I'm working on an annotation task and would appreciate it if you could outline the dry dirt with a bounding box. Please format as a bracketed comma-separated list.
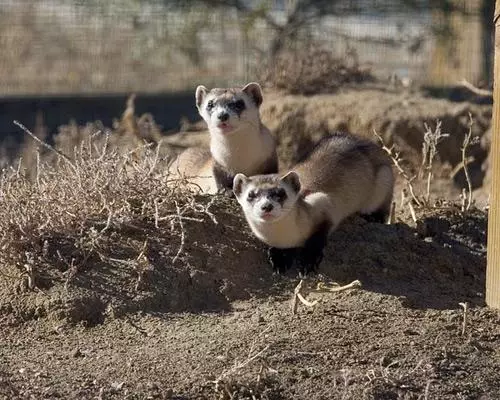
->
[1, 87, 498, 400]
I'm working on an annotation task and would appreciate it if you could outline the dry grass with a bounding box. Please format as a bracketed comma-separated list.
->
[0, 121, 205, 294]
[374, 117, 479, 222]
[258, 45, 374, 95]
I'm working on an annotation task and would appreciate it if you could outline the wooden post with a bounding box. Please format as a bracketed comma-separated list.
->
[429, 0, 483, 86]
[486, 0, 500, 308]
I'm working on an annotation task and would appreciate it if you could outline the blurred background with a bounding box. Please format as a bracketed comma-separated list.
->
[0, 0, 494, 94]
[0, 0, 495, 190]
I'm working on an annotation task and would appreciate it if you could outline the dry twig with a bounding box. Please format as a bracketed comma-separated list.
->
[460, 114, 479, 211]
[420, 121, 449, 204]
[373, 129, 421, 207]
[292, 279, 362, 315]
[14, 120, 75, 166]
[458, 79, 493, 97]
[458, 302, 468, 336]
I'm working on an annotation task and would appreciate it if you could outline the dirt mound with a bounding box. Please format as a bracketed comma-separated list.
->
[0, 193, 284, 326]
[262, 89, 491, 172]
[0, 130, 282, 326]
[0, 204, 494, 399]
[323, 208, 486, 310]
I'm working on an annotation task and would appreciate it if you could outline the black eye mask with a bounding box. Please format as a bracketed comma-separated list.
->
[210, 98, 246, 117]
[228, 100, 246, 115]
[268, 188, 287, 205]
[206, 100, 215, 113]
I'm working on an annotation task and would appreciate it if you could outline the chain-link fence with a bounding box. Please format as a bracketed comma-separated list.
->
[0, 0, 493, 95]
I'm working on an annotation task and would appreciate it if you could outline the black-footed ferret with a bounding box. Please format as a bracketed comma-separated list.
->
[170, 82, 278, 194]
[233, 132, 394, 275]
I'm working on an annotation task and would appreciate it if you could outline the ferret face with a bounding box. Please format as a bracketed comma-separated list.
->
[233, 172, 301, 223]
[195, 82, 263, 136]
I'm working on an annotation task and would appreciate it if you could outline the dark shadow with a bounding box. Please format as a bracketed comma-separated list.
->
[320, 211, 487, 310]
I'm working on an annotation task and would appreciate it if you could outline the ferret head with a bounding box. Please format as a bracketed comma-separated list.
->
[195, 82, 263, 136]
[233, 172, 301, 223]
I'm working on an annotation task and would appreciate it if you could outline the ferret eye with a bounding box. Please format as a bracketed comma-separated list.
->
[230, 100, 245, 113]
[206, 100, 214, 111]
[271, 188, 286, 201]
[247, 191, 256, 201]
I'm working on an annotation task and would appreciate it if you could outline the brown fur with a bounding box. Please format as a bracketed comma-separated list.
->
[170, 147, 217, 193]
[293, 133, 394, 217]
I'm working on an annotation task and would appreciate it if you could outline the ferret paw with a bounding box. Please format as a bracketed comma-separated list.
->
[268, 247, 296, 274]
[361, 210, 388, 224]
[297, 248, 324, 277]
[297, 222, 329, 276]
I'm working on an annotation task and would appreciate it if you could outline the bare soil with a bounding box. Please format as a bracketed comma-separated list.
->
[1, 87, 498, 400]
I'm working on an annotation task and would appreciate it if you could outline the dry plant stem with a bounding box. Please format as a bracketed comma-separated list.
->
[426, 171, 432, 204]
[460, 188, 467, 213]
[203, 195, 218, 225]
[292, 279, 362, 315]
[296, 292, 318, 308]
[408, 201, 417, 223]
[461, 114, 476, 211]
[458, 78, 493, 97]
[291, 279, 304, 314]
[421, 121, 449, 205]
[401, 188, 417, 223]
[315, 280, 362, 292]
[373, 130, 421, 207]
[291, 279, 318, 315]
[13, 120, 75, 168]
[449, 156, 475, 180]
[216, 345, 270, 382]
[423, 379, 434, 400]
[212, 326, 272, 390]
[459, 302, 468, 336]
[171, 201, 186, 265]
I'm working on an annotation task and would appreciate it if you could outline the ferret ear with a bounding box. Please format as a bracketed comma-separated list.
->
[195, 85, 208, 109]
[242, 82, 263, 107]
[233, 173, 249, 197]
[280, 171, 301, 194]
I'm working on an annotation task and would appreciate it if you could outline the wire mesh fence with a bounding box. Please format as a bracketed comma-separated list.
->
[0, 0, 492, 96]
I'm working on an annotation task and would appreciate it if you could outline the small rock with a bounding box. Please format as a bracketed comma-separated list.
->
[111, 381, 125, 391]
[72, 348, 83, 358]
[254, 314, 265, 324]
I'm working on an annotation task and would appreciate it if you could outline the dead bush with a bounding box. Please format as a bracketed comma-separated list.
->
[259, 45, 374, 95]
[0, 126, 203, 296]
[1, 117, 269, 323]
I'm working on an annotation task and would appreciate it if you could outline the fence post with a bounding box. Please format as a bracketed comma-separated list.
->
[486, 0, 500, 308]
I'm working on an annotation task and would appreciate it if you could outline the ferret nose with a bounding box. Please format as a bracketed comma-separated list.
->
[218, 111, 229, 122]
[261, 203, 274, 212]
